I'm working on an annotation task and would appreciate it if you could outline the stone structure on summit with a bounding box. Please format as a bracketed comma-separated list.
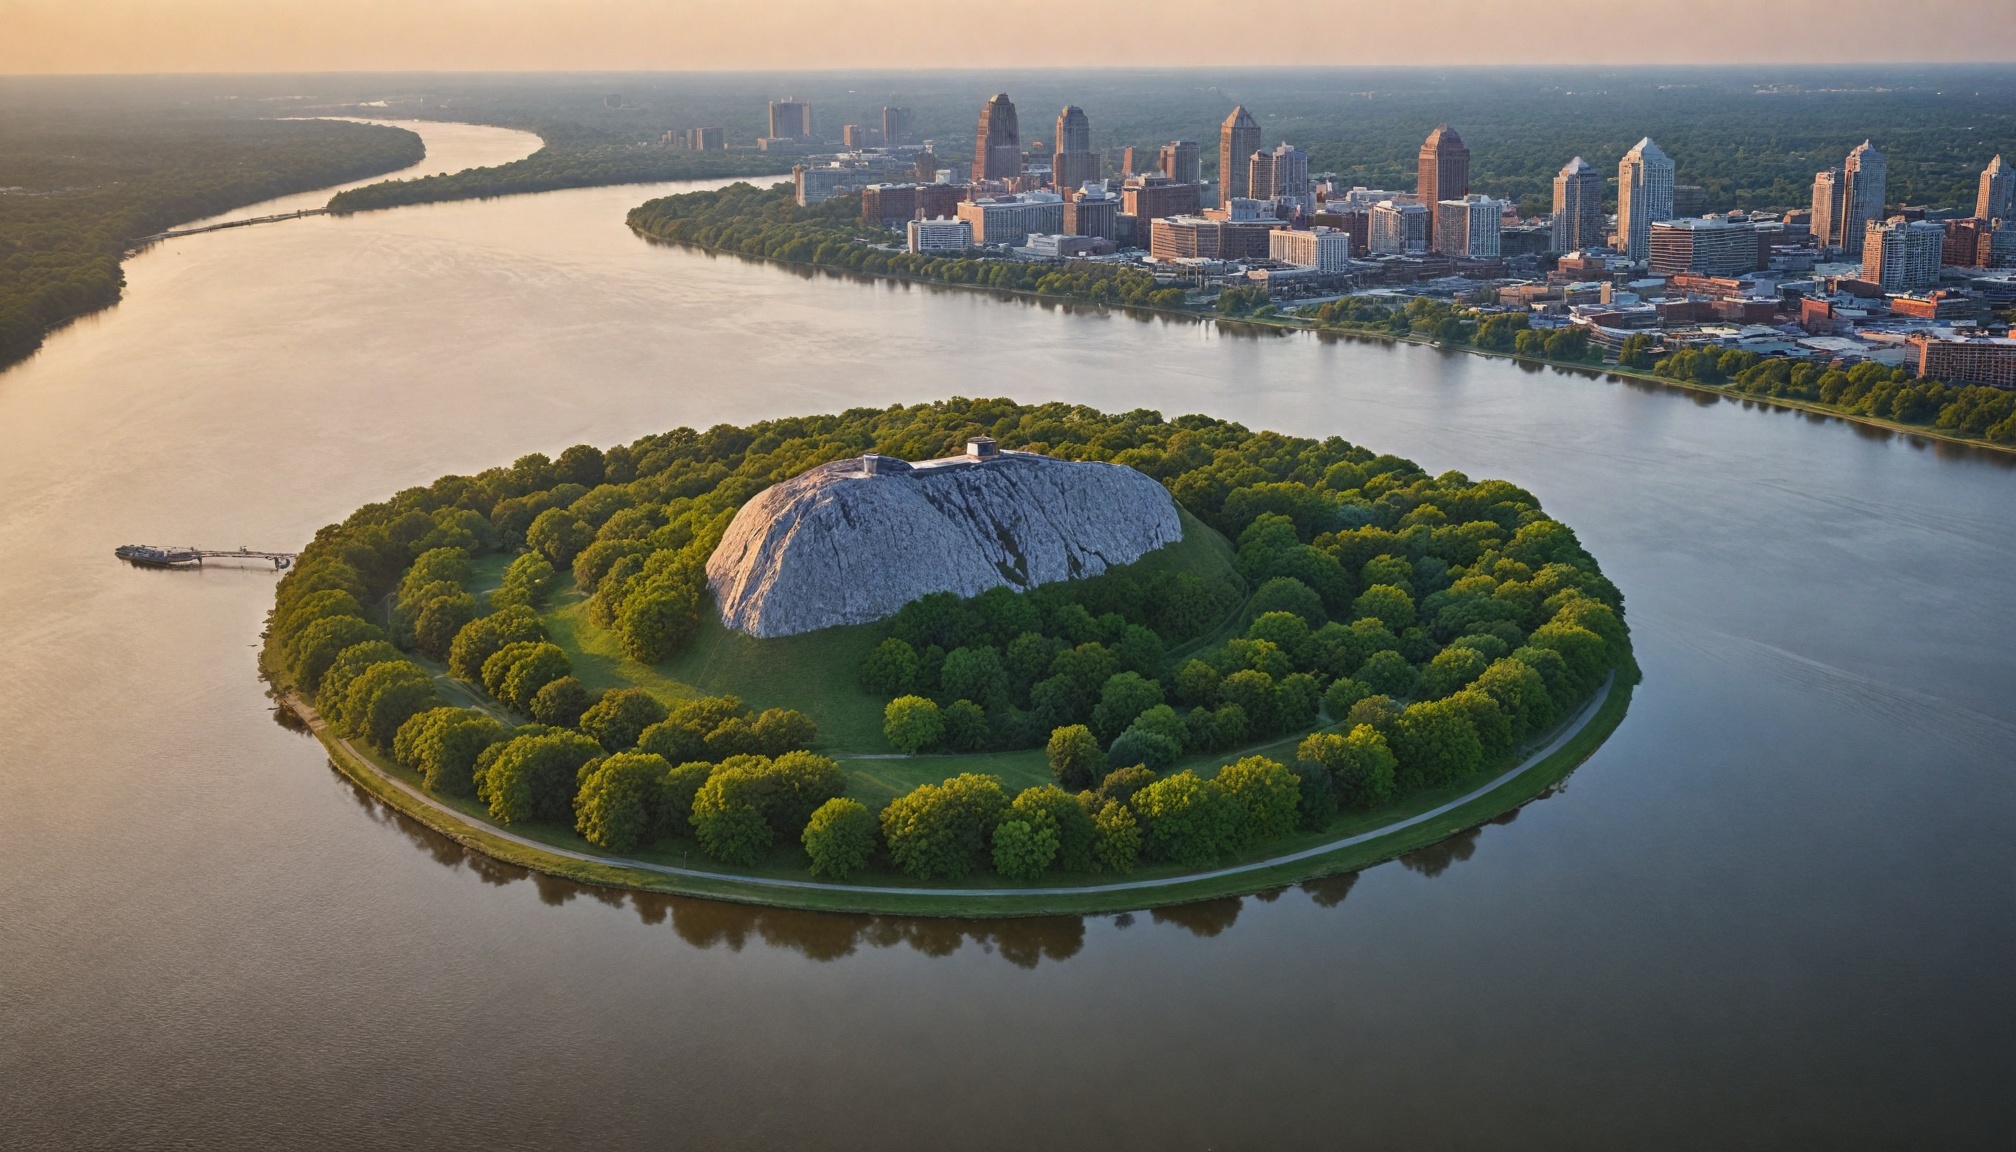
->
[706, 438, 1183, 637]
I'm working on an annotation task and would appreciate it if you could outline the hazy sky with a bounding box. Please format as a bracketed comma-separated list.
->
[4, 0, 2015, 73]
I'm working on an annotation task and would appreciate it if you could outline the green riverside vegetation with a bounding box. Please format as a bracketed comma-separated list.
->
[627, 183, 1190, 309]
[0, 114, 422, 370]
[266, 400, 1634, 905]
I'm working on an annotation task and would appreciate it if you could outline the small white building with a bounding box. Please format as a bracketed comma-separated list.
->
[907, 217, 974, 254]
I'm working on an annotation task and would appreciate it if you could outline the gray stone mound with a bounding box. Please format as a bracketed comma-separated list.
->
[707, 449, 1183, 638]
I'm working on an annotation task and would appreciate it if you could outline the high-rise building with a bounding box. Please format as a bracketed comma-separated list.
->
[1672, 185, 1709, 218]
[1368, 200, 1431, 254]
[1943, 218, 1992, 267]
[1811, 167, 1845, 251]
[1436, 195, 1504, 258]
[1150, 216, 1222, 260]
[1617, 137, 1676, 262]
[842, 125, 868, 148]
[1840, 141, 1887, 258]
[1249, 142, 1310, 212]
[1862, 216, 1942, 291]
[1551, 156, 1604, 252]
[882, 106, 912, 147]
[1219, 107, 1261, 201]
[1417, 125, 1471, 252]
[1121, 146, 1143, 176]
[770, 99, 814, 140]
[1065, 187, 1119, 240]
[956, 192, 1065, 246]
[1052, 106, 1100, 194]
[793, 164, 857, 206]
[1978, 155, 2012, 222]
[907, 217, 973, 253]
[1649, 217, 1759, 276]
[1914, 334, 2016, 389]
[972, 94, 1023, 183]
[1159, 141, 1201, 185]
[1270, 227, 1353, 271]
[1122, 174, 1202, 227]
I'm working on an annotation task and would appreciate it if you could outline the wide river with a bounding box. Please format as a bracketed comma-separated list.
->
[1, 121, 2010, 1148]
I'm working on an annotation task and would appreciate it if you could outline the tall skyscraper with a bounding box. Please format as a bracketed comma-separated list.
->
[1052, 106, 1100, 192]
[1977, 155, 2011, 221]
[1436, 195, 1503, 258]
[1551, 156, 1604, 251]
[1840, 141, 1886, 258]
[1617, 137, 1676, 262]
[1219, 107, 1261, 201]
[1121, 146, 1142, 176]
[1862, 216, 1942, 291]
[972, 94, 1022, 183]
[1416, 125, 1471, 253]
[1249, 142, 1310, 211]
[1368, 200, 1431, 254]
[1811, 167, 1844, 251]
[882, 106, 912, 147]
[1159, 140, 1200, 185]
[769, 99, 813, 141]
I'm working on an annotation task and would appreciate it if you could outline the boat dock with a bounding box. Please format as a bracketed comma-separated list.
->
[115, 545, 297, 570]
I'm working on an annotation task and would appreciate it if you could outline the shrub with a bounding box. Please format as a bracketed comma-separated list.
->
[803, 798, 877, 880]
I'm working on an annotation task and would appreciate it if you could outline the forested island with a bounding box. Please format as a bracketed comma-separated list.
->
[0, 113, 422, 371]
[266, 400, 1633, 913]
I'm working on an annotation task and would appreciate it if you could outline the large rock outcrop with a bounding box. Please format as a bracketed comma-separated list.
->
[707, 449, 1182, 638]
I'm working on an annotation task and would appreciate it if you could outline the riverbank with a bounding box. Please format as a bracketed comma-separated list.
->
[281, 670, 1629, 918]
[633, 211, 2016, 460]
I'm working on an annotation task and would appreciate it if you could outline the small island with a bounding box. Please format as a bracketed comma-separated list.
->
[264, 399, 1634, 915]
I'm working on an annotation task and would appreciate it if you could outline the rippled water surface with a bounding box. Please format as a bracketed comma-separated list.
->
[1, 121, 2011, 1149]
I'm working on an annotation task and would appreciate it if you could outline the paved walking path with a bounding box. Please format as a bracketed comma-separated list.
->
[298, 672, 1612, 900]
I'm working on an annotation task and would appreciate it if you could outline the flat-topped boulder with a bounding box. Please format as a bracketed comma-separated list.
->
[706, 442, 1182, 638]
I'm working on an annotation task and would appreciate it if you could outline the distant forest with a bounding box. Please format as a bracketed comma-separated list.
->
[0, 98, 421, 369]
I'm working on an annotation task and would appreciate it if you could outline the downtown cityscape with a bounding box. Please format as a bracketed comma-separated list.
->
[741, 90, 2016, 389]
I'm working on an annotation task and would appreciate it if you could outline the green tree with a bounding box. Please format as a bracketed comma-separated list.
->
[1107, 726, 1181, 772]
[1090, 671, 1164, 743]
[803, 797, 877, 880]
[991, 815, 1060, 881]
[1418, 645, 1491, 700]
[940, 646, 1009, 709]
[341, 661, 439, 747]
[1323, 676, 1371, 720]
[860, 637, 921, 698]
[579, 687, 669, 752]
[478, 731, 604, 824]
[525, 507, 593, 566]
[1297, 724, 1399, 809]
[1214, 756, 1300, 850]
[1009, 784, 1097, 873]
[689, 757, 777, 865]
[530, 676, 593, 727]
[617, 585, 701, 663]
[658, 760, 713, 839]
[1132, 770, 1235, 868]
[883, 695, 944, 754]
[1389, 698, 1484, 791]
[1092, 799, 1142, 873]
[879, 773, 1010, 880]
[288, 615, 386, 693]
[446, 607, 546, 681]
[940, 698, 989, 752]
[1356, 650, 1417, 699]
[1473, 657, 1555, 738]
[412, 591, 479, 662]
[575, 751, 671, 852]
[1046, 723, 1103, 788]
[1352, 584, 1417, 632]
